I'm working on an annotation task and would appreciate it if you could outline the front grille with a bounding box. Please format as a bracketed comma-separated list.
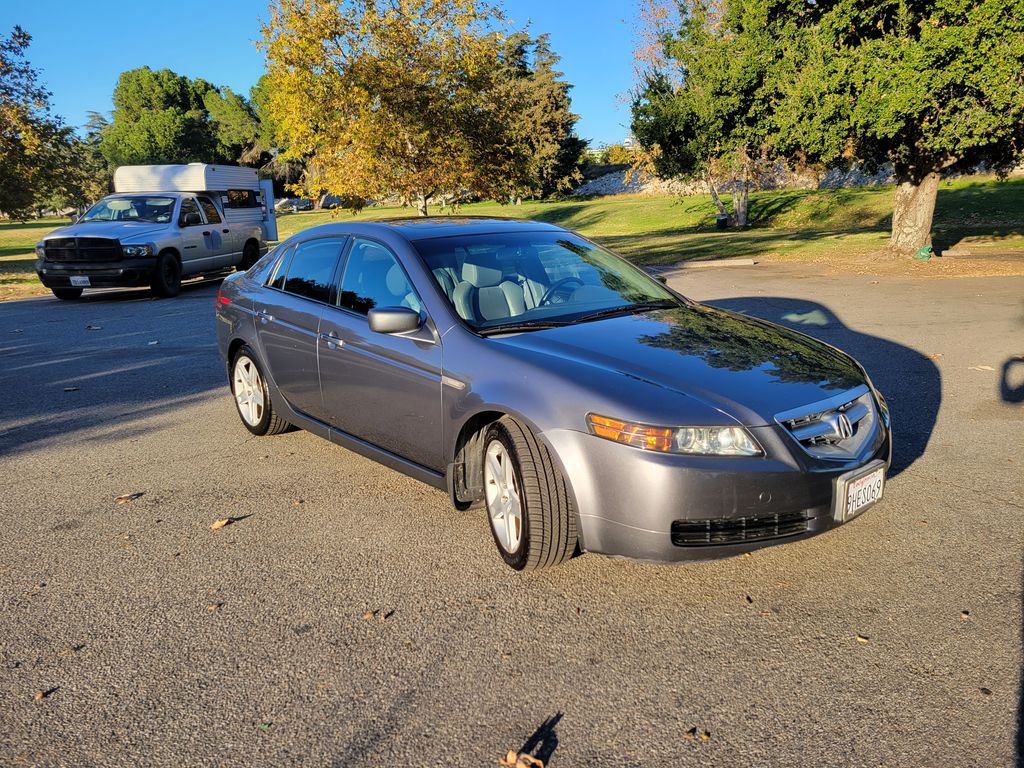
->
[775, 386, 878, 460]
[671, 511, 810, 547]
[44, 237, 122, 262]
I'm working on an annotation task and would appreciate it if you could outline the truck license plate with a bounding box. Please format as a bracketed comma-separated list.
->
[70, 276, 91, 287]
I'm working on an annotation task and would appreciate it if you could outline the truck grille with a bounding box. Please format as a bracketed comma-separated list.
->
[775, 386, 878, 460]
[671, 511, 810, 547]
[44, 237, 122, 262]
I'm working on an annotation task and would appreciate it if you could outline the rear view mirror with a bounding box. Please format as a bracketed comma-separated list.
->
[368, 307, 422, 335]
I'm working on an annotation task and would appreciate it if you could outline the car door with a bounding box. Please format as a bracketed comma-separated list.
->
[318, 237, 444, 471]
[196, 195, 234, 267]
[254, 236, 347, 421]
[177, 197, 217, 275]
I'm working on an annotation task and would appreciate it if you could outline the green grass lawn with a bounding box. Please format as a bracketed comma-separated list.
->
[4, 174, 1023, 300]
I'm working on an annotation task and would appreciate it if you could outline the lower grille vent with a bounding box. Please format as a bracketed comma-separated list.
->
[671, 511, 810, 547]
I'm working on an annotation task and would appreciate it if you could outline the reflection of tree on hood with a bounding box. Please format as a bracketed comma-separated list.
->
[639, 306, 863, 390]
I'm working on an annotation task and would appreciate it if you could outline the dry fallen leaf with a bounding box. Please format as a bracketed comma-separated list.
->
[699, 730, 711, 741]
[207, 603, 223, 613]
[968, 365, 995, 371]
[63, 386, 79, 392]
[33, 691, 45, 702]
[926, 353, 943, 361]
[499, 752, 543, 768]
[960, 610, 971, 620]
[115, 492, 144, 504]
[210, 518, 232, 530]
[362, 610, 376, 620]
[856, 634, 870, 644]
[980, 687, 992, 696]
[85, 325, 102, 331]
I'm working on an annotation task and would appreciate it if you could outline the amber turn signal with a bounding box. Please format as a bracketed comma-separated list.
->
[587, 413, 674, 452]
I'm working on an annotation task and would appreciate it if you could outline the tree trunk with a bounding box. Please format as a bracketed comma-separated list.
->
[890, 171, 940, 254]
[705, 171, 728, 219]
[416, 192, 429, 217]
[730, 160, 750, 228]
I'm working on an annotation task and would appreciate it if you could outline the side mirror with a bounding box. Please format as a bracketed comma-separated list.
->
[655, 275, 668, 285]
[368, 307, 422, 335]
[182, 212, 202, 227]
[70, 213, 80, 224]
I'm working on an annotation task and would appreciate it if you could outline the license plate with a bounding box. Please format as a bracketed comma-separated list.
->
[834, 461, 885, 522]
[70, 275, 91, 287]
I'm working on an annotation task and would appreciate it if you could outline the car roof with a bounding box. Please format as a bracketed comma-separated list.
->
[290, 217, 566, 242]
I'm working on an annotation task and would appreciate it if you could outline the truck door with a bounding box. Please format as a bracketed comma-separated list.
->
[197, 195, 234, 267]
[177, 197, 217, 275]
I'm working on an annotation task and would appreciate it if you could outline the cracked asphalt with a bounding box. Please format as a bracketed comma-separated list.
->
[0, 265, 1021, 767]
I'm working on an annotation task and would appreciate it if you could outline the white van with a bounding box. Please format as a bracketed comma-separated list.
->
[35, 164, 278, 299]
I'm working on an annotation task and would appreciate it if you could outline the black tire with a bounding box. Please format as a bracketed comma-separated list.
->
[230, 346, 290, 436]
[239, 240, 260, 271]
[482, 416, 577, 570]
[151, 252, 182, 298]
[51, 287, 83, 301]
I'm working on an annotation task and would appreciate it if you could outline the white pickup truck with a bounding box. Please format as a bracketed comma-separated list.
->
[35, 164, 278, 300]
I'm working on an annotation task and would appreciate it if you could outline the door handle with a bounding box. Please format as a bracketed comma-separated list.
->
[258, 309, 274, 324]
[320, 331, 343, 350]
[222, 228, 229, 234]
[202, 230, 211, 236]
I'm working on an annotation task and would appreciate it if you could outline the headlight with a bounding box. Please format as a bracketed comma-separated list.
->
[35, 243, 45, 257]
[122, 244, 153, 257]
[587, 413, 763, 456]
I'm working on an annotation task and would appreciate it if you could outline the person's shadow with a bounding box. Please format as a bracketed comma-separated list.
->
[706, 296, 942, 477]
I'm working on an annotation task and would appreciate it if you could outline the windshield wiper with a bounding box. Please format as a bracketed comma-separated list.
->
[477, 320, 572, 336]
[569, 301, 678, 324]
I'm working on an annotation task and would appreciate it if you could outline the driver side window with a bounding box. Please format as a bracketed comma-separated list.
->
[338, 239, 422, 315]
[178, 198, 202, 227]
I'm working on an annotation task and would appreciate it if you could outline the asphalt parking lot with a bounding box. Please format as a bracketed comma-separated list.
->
[1, 266, 1021, 767]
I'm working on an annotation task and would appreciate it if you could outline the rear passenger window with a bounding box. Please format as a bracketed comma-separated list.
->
[268, 246, 294, 290]
[197, 196, 222, 224]
[282, 238, 345, 303]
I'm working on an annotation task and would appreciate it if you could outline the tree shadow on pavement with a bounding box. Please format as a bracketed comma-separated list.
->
[0, 283, 226, 459]
[705, 296, 941, 478]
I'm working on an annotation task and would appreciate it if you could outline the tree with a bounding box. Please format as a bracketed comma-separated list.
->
[498, 33, 586, 200]
[100, 67, 224, 166]
[261, 0, 540, 216]
[770, 0, 1024, 254]
[630, 0, 776, 227]
[0, 26, 73, 218]
[204, 87, 267, 165]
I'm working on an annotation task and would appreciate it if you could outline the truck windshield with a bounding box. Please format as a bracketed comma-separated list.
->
[80, 196, 176, 224]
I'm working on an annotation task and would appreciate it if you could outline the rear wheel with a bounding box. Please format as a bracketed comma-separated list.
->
[239, 240, 260, 271]
[51, 287, 83, 301]
[151, 252, 182, 298]
[483, 417, 577, 570]
[231, 346, 290, 436]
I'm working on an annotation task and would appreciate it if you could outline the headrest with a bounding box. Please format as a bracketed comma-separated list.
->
[385, 263, 408, 296]
[461, 253, 503, 288]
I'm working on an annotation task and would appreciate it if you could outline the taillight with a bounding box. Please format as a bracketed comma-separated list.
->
[216, 288, 230, 313]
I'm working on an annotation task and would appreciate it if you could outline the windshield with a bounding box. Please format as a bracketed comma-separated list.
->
[80, 196, 176, 224]
[413, 231, 678, 332]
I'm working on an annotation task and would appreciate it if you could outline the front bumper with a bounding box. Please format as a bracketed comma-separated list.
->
[36, 258, 157, 289]
[542, 421, 892, 562]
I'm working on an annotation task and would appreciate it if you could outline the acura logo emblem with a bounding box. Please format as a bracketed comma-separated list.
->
[826, 412, 854, 441]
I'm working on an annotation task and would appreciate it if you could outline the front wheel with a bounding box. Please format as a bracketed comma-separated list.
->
[51, 287, 83, 301]
[483, 417, 577, 570]
[231, 346, 290, 436]
[151, 252, 182, 298]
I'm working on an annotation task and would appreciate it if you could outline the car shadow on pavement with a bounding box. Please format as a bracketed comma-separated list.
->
[706, 296, 941, 478]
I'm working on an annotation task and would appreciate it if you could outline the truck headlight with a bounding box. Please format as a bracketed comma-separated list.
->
[35, 243, 45, 257]
[122, 244, 153, 257]
[587, 414, 763, 456]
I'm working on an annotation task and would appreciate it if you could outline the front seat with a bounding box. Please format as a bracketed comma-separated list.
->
[453, 253, 526, 323]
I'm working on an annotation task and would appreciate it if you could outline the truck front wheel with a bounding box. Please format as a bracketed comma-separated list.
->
[151, 252, 182, 298]
[51, 288, 83, 301]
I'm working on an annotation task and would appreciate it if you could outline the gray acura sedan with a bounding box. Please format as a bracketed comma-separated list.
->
[216, 218, 891, 570]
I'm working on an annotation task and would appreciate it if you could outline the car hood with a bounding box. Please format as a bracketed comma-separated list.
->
[493, 304, 867, 425]
[43, 221, 169, 242]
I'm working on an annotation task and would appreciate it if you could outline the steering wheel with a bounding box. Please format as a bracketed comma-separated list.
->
[539, 277, 585, 306]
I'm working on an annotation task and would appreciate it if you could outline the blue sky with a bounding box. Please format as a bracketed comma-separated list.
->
[0, 0, 639, 147]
